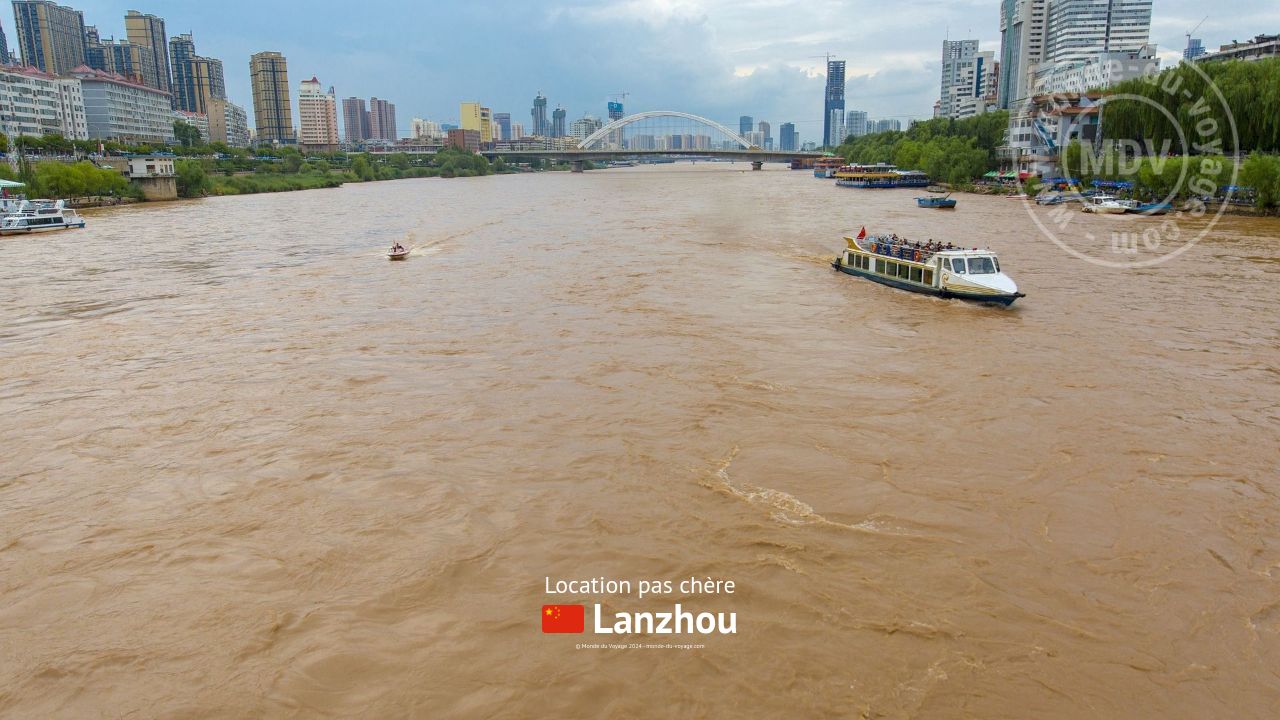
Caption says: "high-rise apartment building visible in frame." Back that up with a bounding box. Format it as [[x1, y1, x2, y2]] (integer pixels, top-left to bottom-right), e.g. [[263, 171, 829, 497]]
[[0, 64, 86, 139], [13, 0, 86, 75], [1044, 0, 1152, 66], [569, 115, 602, 142], [778, 122, 797, 152], [531, 93, 547, 136], [368, 97, 396, 141], [0, 18, 9, 64], [480, 106, 493, 143], [493, 112, 511, 142], [249, 51, 294, 144], [341, 97, 369, 142], [207, 97, 250, 147], [124, 10, 169, 95], [551, 106, 566, 137], [939, 39, 997, 120], [843, 110, 868, 139], [297, 76, 338, 152], [169, 33, 194, 110], [106, 39, 160, 91], [757, 120, 771, 150], [998, 0, 1047, 108], [459, 101, 481, 134], [823, 58, 845, 147], [510, 122, 524, 140], [72, 65, 174, 143], [738, 115, 752, 137], [169, 34, 223, 114]]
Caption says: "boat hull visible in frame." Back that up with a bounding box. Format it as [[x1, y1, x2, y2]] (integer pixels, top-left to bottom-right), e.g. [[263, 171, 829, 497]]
[[916, 199, 957, 209], [0, 221, 85, 235], [388, 252, 410, 260], [832, 261, 1022, 306]]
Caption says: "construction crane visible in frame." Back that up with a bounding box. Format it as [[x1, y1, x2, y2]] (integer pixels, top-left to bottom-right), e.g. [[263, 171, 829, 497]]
[[1186, 15, 1208, 57]]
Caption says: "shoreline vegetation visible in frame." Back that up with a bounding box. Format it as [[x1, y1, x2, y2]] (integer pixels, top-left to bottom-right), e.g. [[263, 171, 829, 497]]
[[0, 127, 597, 204]]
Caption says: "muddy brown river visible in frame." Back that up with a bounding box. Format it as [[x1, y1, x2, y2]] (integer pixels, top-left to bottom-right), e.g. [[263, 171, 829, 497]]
[[1, 164, 1278, 718]]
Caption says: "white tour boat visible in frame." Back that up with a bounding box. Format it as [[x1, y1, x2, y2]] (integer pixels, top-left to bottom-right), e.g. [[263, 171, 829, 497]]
[[1081, 195, 1135, 214], [0, 199, 86, 235], [832, 231, 1024, 306]]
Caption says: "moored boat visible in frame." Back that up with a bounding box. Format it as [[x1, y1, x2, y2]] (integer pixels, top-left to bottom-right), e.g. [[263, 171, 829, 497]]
[[1081, 195, 1135, 214], [813, 158, 843, 178], [1127, 202, 1172, 216], [916, 195, 957, 209], [831, 229, 1024, 306], [0, 199, 86, 235]]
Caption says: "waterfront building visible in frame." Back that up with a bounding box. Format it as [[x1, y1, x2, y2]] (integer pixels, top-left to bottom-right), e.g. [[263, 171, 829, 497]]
[[446, 128, 479, 152], [369, 97, 396, 141], [757, 120, 771, 150], [13, 0, 86, 75], [1044, 0, 1152, 66], [823, 58, 845, 147], [531, 92, 547, 136], [297, 76, 338, 153], [1196, 34, 1280, 63], [493, 112, 511, 141], [997, 0, 1047, 110], [342, 97, 369, 142], [569, 115, 602, 143], [778, 122, 797, 152], [250, 51, 294, 144], [173, 110, 208, 141], [71, 65, 174, 143], [124, 10, 169, 95], [0, 64, 86, 139], [207, 97, 250, 147], [101, 155, 175, 199], [551, 106, 566, 138], [738, 115, 752, 137], [939, 39, 997, 120]]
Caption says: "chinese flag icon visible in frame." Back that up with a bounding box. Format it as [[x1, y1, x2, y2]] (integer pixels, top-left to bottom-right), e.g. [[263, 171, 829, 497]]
[[542, 604, 585, 633]]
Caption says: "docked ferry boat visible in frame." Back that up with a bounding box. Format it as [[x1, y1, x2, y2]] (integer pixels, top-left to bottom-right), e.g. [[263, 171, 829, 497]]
[[1081, 195, 1134, 214], [813, 158, 843, 178], [0, 200, 86, 235], [834, 163, 899, 188], [832, 230, 1024, 306]]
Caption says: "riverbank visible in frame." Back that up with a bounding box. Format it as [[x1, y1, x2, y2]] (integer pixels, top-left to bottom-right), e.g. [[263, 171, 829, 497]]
[[946, 182, 1280, 217]]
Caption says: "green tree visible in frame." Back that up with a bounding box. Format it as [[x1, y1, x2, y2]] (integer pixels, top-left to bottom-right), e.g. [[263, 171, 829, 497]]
[[173, 120, 202, 147], [175, 159, 212, 198], [1240, 153, 1280, 208]]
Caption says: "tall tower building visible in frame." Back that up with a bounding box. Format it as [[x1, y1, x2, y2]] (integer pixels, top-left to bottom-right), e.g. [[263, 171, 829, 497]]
[[459, 102, 482, 134], [0, 18, 9, 63], [369, 97, 396, 141], [998, 0, 1048, 108], [551, 107, 566, 138], [1044, 0, 1153, 66], [13, 0, 86, 75], [298, 77, 339, 152], [531, 93, 548, 136], [823, 58, 846, 147], [249, 51, 294, 144], [778, 122, 797, 152], [341, 97, 369, 142], [124, 10, 170, 95], [106, 39, 160, 89], [939, 40, 995, 119], [493, 112, 511, 142], [757, 120, 771, 150], [169, 34, 195, 111], [738, 115, 753, 137]]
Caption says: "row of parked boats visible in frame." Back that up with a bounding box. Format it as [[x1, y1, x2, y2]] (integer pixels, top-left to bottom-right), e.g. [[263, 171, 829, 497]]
[[0, 198, 87, 235]]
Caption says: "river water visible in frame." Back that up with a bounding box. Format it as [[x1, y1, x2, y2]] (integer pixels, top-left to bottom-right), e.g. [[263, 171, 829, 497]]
[[1, 164, 1278, 718]]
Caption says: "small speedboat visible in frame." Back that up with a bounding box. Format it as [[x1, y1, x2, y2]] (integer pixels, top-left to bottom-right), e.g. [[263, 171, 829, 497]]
[[388, 245, 410, 260], [917, 195, 957, 209], [1036, 194, 1066, 206]]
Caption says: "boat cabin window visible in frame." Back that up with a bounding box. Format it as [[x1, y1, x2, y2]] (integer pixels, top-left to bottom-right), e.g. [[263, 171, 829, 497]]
[[968, 257, 997, 274], [910, 267, 923, 283], [950, 258, 966, 274]]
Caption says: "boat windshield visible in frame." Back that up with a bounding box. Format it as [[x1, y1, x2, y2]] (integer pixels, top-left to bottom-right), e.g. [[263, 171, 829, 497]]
[[967, 257, 997, 274]]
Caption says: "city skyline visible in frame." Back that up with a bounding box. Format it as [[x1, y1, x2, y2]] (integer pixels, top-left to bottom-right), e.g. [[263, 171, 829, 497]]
[[2, 0, 1278, 138]]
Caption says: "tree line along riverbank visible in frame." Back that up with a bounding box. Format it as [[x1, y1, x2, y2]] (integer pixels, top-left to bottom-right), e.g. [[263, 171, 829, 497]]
[[0, 129, 596, 203]]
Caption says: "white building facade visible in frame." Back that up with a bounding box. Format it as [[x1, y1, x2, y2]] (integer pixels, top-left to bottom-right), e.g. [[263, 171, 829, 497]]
[[72, 67, 174, 144], [297, 76, 339, 152], [0, 65, 88, 140]]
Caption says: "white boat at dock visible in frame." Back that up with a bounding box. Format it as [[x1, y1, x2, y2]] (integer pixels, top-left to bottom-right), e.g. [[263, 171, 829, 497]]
[[0, 199, 86, 235], [832, 231, 1024, 306], [1081, 195, 1135, 214]]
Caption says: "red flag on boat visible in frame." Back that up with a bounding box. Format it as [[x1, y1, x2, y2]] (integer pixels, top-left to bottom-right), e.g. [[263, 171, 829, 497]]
[[856, 226, 867, 240]]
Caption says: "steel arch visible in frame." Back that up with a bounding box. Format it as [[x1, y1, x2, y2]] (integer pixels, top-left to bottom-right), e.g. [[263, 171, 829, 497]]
[[577, 111, 758, 150]]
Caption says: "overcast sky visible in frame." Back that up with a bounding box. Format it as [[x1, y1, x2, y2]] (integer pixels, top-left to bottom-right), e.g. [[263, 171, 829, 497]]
[[19, 0, 1280, 143]]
